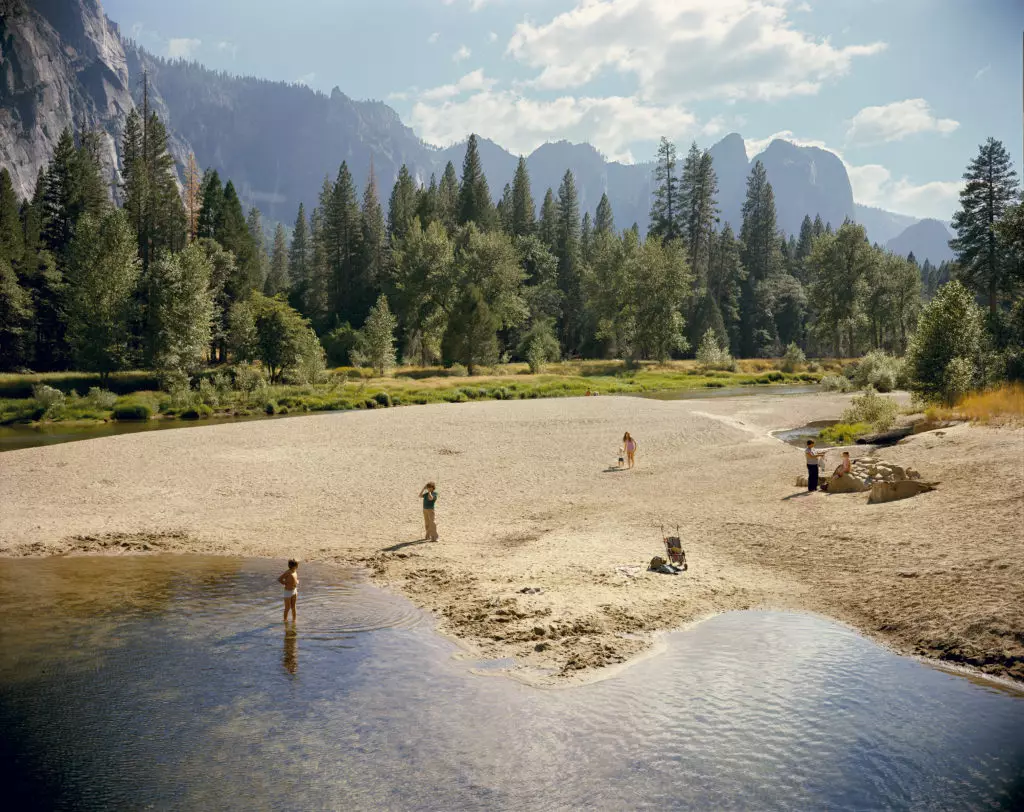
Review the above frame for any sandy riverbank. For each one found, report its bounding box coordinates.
[1,392,1021,684]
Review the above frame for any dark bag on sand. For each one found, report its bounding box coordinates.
[649,556,667,570]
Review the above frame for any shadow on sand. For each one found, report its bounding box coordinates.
[380,539,433,553]
[781,491,817,501]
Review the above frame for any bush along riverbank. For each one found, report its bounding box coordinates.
[0,360,828,426]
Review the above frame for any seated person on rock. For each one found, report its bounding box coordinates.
[832,451,852,480]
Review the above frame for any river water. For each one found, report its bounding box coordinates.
[0,555,1021,811]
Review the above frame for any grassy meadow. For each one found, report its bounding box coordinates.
[0,359,831,426]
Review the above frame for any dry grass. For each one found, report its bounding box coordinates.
[928,384,1024,425]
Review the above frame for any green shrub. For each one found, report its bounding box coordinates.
[264,401,278,415]
[704,381,726,388]
[695,329,735,371]
[851,350,903,393]
[390,396,403,406]
[766,371,784,382]
[841,389,899,430]
[31,384,66,418]
[112,404,151,421]
[448,362,469,377]
[373,392,392,408]
[779,343,806,373]
[233,363,267,393]
[85,387,118,410]
[820,374,850,392]
[180,405,213,420]
[807,362,822,373]
[818,422,872,445]
[363,398,378,409]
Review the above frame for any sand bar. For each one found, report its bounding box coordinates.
[1,392,1021,684]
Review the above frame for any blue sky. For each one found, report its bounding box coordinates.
[106,0,1023,220]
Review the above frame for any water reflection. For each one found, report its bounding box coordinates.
[283,626,298,676]
[0,555,1021,811]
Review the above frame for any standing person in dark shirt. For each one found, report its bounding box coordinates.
[420,482,439,542]
[805,440,826,492]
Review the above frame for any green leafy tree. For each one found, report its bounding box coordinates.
[906,279,985,403]
[806,223,873,357]
[63,211,140,380]
[455,225,527,333]
[518,317,561,372]
[353,293,397,375]
[443,284,499,374]
[147,241,215,380]
[633,237,692,361]
[950,137,1019,315]
[233,292,322,383]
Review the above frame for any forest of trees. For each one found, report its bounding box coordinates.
[1,110,1022,394]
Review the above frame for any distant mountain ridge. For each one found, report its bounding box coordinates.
[1,0,929,247]
[885,218,955,266]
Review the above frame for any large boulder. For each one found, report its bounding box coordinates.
[868,481,938,504]
[825,473,870,493]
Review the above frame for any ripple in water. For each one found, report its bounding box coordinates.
[0,555,1021,811]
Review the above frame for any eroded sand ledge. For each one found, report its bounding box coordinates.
[1,393,1021,685]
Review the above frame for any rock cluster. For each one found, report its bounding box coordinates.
[796,456,937,502]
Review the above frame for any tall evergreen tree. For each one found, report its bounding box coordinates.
[497,182,514,235]
[305,202,330,329]
[538,188,558,254]
[437,161,460,234]
[580,212,594,265]
[738,161,783,356]
[326,162,363,324]
[417,173,439,228]
[388,165,418,244]
[41,128,81,256]
[247,207,271,291]
[510,156,536,237]
[288,203,311,311]
[649,136,683,244]
[812,214,825,239]
[0,255,32,370]
[266,223,290,296]
[0,168,24,266]
[594,193,615,236]
[359,165,388,323]
[197,169,224,240]
[443,284,499,374]
[183,152,202,242]
[707,224,745,353]
[680,143,719,344]
[555,170,583,353]
[457,134,493,228]
[950,137,1020,315]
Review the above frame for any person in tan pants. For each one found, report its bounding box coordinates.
[420,482,439,541]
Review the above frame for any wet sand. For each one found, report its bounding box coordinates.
[1,392,1021,684]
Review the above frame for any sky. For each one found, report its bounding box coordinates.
[105,0,1024,221]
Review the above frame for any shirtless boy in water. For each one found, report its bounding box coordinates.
[278,559,299,622]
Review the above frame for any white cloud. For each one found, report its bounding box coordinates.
[744,129,829,157]
[167,38,201,59]
[428,32,440,44]
[296,72,317,87]
[974,64,991,80]
[845,98,959,145]
[488,31,499,43]
[420,69,498,101]
[470,0,493,9]
[410,89,697,162]
[507,0,885,102]
[847,164,963,220]
[216,40,238,58]
[454,45,472,62]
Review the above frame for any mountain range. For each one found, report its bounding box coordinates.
[0,0,957,264]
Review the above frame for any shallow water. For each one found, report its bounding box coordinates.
[1,555,1021,811]
[773,419,839,447]
[637,383,822,401]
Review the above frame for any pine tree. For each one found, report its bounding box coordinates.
[246,207,271,292]
[437,161,460,234]
[417,173,439,228]
[265,223,290,295]
[555,170,583,353]
[197,169,224,240]
[388,165,418,244]
[326,162,363,324]
[649,136,683,244]
[41,128,80,256]
[183,152,201,242]
[305,195,331,329]
[497,183,514,235]
[0,255,32,370]
[538,188,558,254]
[950,137,1020,315]
[680,143,719,345]
[218,180,252,292]
[0,168,24,267]
[457,134,493,228]
[708,224,744,353]
[510,156,535,237]
[594,193,615,236]
[812,214,825,239]
[288,203,310,311]
[359,164,388,323]
[141,113,186,266]
[63,210,140,379]
[580,212,593,265]
[739,161,783,356]
[122,109,147,251]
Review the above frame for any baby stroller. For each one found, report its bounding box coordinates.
[649,525,687,574]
